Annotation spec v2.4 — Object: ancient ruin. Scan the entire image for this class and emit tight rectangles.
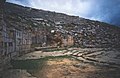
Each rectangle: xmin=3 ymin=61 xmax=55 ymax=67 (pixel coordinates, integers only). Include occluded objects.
xmin=0 ymin=0 xmax=120 ymax=78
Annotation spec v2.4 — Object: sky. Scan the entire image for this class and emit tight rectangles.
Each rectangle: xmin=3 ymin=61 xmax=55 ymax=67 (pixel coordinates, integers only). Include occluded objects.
xmin=6 ymin=0 xmax=120 ymax=26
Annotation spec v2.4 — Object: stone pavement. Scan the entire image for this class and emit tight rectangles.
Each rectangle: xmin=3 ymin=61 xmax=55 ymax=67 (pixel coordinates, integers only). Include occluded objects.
xmin=15 ymin=48 xmax=120 ymax=68
xmin=70 ymin=48 xmax=120 ymax=68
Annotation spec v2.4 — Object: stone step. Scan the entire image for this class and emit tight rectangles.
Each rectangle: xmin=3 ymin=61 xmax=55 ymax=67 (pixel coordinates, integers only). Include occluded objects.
xmin=72 ymin=52 xmax=80 ymax=56
xmin=85 ymin=51 xmax=103 ymax=57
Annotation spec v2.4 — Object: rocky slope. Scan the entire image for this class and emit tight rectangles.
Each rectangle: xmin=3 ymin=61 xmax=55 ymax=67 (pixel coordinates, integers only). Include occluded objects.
xmin=5 ymin=2 xmax=120 ymax=48
xmin=1 ymin=2 xmax=120 ymax=78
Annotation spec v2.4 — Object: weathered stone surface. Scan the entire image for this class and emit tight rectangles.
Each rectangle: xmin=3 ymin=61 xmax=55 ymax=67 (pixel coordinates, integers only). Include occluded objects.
xmin=71 ymin=48 xmax=120 ymax=68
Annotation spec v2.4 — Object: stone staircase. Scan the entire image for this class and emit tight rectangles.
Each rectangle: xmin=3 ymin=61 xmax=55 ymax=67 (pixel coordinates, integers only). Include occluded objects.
xmin=66 ymin=48 xmax=120 ymax=68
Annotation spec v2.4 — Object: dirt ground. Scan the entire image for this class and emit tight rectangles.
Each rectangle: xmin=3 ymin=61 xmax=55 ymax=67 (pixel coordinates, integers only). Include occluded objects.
xmin=2 ymin=48 xmax=120 ymax=78
xmin=31 ymin=58 xmax=120 ymax=78
xmin=2 ymin=57 xmax=120 ymax=78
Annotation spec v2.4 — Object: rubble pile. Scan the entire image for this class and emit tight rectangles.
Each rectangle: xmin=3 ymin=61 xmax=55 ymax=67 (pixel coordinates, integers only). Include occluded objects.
xmin=63 ymin=21 xmax=120 ymax=48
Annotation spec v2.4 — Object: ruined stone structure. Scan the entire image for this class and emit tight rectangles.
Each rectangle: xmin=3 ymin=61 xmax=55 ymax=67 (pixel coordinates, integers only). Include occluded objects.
xmin=0 ymin=0 xmax=9 ymax=72
xmin=0 ymin=1 xmax=120 ymax=73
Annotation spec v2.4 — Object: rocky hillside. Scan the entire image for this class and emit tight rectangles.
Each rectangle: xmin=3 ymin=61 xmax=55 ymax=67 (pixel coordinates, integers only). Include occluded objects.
xmin=7 ymin=3 xmax=83 ymax=23
xmin=5 ymin=2 xmax=120 ymax=48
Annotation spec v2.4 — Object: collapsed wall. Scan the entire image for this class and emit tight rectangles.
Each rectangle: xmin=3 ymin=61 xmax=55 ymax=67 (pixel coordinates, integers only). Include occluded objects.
xmin=56 ymin=22 xmax=120 ymax=48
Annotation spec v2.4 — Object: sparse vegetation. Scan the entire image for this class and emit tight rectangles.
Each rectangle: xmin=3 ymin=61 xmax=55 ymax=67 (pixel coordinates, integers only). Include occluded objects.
xmin=11 ymin=55 xmax=73 ymax=75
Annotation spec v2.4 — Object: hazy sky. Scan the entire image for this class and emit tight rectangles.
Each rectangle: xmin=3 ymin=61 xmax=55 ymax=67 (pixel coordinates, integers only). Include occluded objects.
xmin=7 ymin=0 xmax=120 ymax=26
